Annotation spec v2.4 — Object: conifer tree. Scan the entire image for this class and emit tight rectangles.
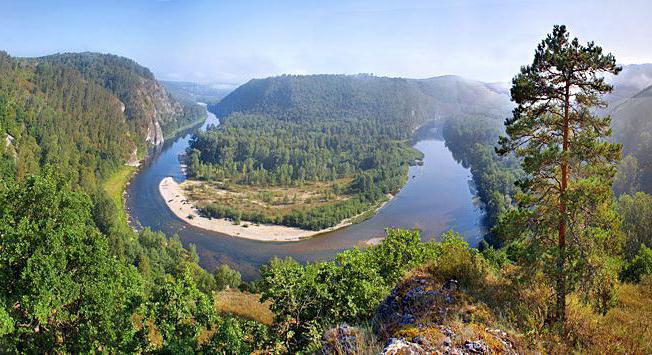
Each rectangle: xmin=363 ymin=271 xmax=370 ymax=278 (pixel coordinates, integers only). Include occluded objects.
xmin=498 ymin=25 xmax=622 ymax=324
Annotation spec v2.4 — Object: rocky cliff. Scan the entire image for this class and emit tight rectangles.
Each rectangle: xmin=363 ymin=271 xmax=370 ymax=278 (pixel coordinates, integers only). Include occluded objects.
xmin=31 ymin=52 xmax=204 ymax=146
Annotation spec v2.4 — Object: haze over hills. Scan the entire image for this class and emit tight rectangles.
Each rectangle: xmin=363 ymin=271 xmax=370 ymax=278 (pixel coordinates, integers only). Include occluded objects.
xmin=161 ymin=80 xmax=235 ymax=105
xmin=210 ymin=74 xmax=512 ymax=127
xmin=609 ymin=81 xmax=652 ymax=193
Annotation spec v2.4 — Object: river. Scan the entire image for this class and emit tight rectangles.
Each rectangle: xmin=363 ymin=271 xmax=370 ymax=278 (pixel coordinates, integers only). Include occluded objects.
xmin=125 ymin=109 xmax=485 ymax=279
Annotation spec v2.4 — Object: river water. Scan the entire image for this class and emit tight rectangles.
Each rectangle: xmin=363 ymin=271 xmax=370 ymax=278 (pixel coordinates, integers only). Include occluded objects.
xmin=125 ymin=109 xmax=484 ymax=279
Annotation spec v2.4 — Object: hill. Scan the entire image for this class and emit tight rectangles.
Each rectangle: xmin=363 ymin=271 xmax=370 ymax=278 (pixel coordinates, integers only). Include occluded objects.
xmin=609 ymin=83 xmax=652 ymax=192
xmin=209 ymin=74 xmax=511 ymax=127
xmin=603 ymin=64 xmax=652 ymax=194
xmin=0 ymin=51 xmax=205 ymax=188
xmin=30 ymin=52 xmax=205 ymax=143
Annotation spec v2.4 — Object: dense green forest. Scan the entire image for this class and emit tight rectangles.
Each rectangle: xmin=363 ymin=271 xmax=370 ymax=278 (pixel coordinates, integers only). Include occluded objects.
xmin=0 ymin=51 xmax=205 ymax=186
xmin=3 ymin=24 xmax=652 ymax=353
xmin=0 ymin=51 xmax=133 ymax=186
xmin=30 ymin=52 xmax=206 ymax=139
xmin=188 ymin=112 xmax=422 ymax=230
xmin=187 ymin=74 xmax=512 ymax=230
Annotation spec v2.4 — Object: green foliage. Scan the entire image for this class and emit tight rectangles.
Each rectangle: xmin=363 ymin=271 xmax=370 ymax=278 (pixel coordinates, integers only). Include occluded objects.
xmin=91 ymin=189 xmax=119 ymax=235
xmin=214 ymin=264 xmax=242 ymax=291
xmin=479 ymin=241 xmax=511 ymax=269
xmin=497 ymin=25 xmax=623 ymax=322
xmin=613 ymin=155 xmax=641 ymax=195
xmin=621 ymin=245 xmax=652 ymax=283
xmin=202 ymin=316 xmax=275 ymax=353
xmin=430 ymin=230 xmax=487 ymax=288
xmin=140 ymin=270 xmax=215 ymax=353
xmin=0 ymin=170 xmax=143 ymax=352
xmin=617 ymin=192 xmax=652 ymax=259
xmin=259 ymin=228 xmax=440 ymax=352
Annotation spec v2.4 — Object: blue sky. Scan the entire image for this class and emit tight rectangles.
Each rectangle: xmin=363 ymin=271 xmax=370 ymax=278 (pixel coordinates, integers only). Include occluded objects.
xmin=1 ymin=0 xmax=651 ymax=84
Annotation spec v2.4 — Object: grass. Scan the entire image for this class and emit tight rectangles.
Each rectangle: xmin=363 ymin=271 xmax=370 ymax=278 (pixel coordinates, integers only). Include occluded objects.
xmin=184 ymin=177 xmax=355 ymax=217
xmin=103 ymin=165 xmax=137 ymax=229
xmin=213 ymin=289 xmax=274 ymax=326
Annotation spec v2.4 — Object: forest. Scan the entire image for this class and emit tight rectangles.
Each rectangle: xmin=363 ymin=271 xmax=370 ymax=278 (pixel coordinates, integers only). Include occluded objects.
xmin=2 ymin=23 xmax=652 ymax=353
xmin=188 ymin=73 xmax=512 ymax=230
xmin=188 ymin=111 xmax=422 ymax=230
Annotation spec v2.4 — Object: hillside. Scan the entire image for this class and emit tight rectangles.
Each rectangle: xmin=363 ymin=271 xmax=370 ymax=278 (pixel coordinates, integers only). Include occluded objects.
xmin=0 ymin=51 xmax=134 ymax=184
xmin=608 ymin=75 xmax=652 ymax=193
xmin=30 ymin=53 xmax=205 ymax=143
xmin=209 ymin=74 xmax=511 ymax=127
xmin=0 ymin=51 xmax=205 ymax=188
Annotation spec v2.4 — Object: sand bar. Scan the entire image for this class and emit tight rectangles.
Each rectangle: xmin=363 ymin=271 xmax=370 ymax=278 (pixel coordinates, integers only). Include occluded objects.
xmin=159 ymin=176 xmax=388 ymax=242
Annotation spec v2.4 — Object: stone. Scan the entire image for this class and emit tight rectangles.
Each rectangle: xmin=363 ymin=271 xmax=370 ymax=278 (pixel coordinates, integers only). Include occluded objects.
xmin=382 ymin=338 xmax=426 ymax=355
xmin=464 ymin=340 xmax=488 ymax=353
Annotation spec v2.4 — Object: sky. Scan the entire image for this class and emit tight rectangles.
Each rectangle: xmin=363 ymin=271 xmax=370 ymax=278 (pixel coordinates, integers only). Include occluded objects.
xmin=1 ymin=0 xmax=651 ymax=85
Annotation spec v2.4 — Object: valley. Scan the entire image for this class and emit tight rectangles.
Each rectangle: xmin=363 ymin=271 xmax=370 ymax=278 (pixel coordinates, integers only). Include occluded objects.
xmin=125 ymin=108 xmax=485 ymax=277
xmin=3 ymin=10 xmax=652 ymax=351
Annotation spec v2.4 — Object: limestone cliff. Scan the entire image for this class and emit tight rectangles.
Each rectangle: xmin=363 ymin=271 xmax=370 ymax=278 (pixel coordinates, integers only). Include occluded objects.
xmin=32 ymin=52 xmax=204 ymax=147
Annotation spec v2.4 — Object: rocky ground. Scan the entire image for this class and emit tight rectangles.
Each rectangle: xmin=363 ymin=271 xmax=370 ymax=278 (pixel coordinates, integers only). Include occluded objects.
xmin=322 ymin=272 xmax=520 ymax=354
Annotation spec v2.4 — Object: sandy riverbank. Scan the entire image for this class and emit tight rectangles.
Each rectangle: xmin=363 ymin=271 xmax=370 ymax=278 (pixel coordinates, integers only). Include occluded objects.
xmin=159 ymin=177 xmax=389 ymax=242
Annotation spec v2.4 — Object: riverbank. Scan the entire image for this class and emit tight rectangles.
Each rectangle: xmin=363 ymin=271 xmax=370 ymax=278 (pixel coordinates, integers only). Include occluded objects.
xmin=159 ymin=177 xmax=391 ymax=242
xmin=103 ymin=165 xmax=137 ymax=230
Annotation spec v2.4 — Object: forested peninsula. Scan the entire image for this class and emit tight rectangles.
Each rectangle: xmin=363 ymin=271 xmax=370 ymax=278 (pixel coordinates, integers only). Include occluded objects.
xmin=177 ymin=74 xmax=514 ymax=237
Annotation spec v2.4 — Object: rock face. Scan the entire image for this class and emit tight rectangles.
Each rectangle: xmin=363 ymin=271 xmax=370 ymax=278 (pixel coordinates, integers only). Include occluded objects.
xmin=146 ymin=118 xmax=165 ymax=146
xmin=33 ymin=52 xmax=200 ymax=147
xmin=129 ymin=76 xmax=187 ymax=146
xmin=4 ymin=134 xmax=16 ymax=158
xmin=374 ymin=274 xmax=518 ymax=354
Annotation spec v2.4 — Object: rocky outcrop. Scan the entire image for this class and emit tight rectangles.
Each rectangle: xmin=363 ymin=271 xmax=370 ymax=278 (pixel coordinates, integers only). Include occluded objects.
xmin=382 ymin=338 xmax=425 ymax=354
xmin=4 ymin=134 xmax=16 ymax=158
xmin=33 ymin=52 xmax=203 ymax=147
xmin=146 ymin=119 xmax=164 ymax=146
xmin=374 ymin=275 xmax=518 ymax=354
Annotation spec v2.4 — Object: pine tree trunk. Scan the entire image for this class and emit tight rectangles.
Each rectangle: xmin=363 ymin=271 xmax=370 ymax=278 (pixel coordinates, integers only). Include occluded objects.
xmin=557 ymin=83 xmax=570 ymax=326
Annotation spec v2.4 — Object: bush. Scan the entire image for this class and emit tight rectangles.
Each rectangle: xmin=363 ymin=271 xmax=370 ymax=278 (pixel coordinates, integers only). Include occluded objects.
xmin=621 ymin=245 xmax=652 ymax=283
xmin=214 ymin=264 xmax=242 ymax=291
xmin=428 ymin=230 xmax=487 ymax=289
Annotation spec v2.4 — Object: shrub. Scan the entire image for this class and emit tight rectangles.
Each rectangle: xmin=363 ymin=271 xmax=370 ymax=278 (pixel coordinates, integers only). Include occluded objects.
xmin=214 ymin=264 xmax=242 ymax=291
xmin=621 ymin=245 xmax=652 ymax=283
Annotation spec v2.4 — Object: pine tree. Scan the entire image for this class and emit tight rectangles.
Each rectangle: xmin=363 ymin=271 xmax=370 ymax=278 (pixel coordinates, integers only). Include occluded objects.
xmin=498 ymin=25 xmax=622 ymax=325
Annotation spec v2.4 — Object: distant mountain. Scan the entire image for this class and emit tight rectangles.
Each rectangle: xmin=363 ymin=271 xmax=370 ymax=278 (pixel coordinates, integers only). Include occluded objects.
xmin=414 ymin=75 xmax=511 ymax=119
xmin=209 ymin=74 xmax=512 ymax=131
xmin=609 ymin=82 xmax=652 ymax=193
xmin=30 ymin=53 xmax=205 ymax=143
xmin=162 ymin=80 xmax=235 ymax=105
xmin=606 ymin=64 xmax=652 ymax=103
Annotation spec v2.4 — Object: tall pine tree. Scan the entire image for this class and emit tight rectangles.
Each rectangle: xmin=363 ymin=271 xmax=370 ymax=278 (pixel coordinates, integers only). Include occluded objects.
xmin=498 ymin=25 xmax=622 ymax=325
